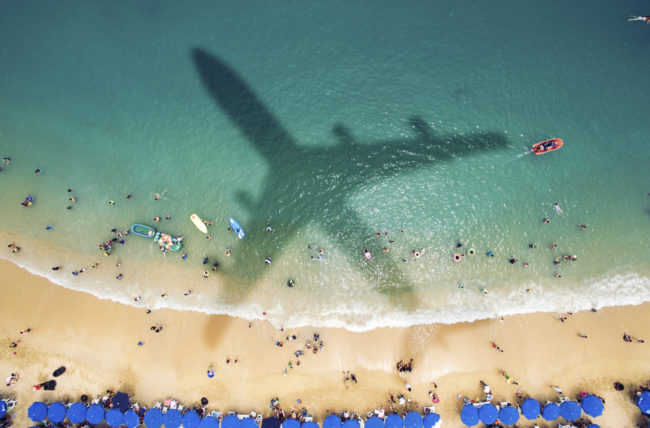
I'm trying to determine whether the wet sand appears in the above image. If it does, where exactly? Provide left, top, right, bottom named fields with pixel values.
left=1, top=258, right=649, bottom=427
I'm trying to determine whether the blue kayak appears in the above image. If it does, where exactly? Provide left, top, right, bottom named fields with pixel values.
left=229, top=218, right=245, bottom=239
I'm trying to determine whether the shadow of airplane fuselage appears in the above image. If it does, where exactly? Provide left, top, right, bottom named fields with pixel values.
left=192, top=48, right=508, bottom=296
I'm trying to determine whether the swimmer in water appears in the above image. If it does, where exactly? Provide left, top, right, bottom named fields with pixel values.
left=628, top=15, right=650, bottom=23
left=363, top=249, right=372, bottom=259
left=265, top=226, right=272, bottom=232
left=553, top=202, right=563, bottom=214
left=579, top=224, right=587, bottom=230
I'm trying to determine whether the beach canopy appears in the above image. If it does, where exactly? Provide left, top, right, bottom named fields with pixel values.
left=404, top=411, right=423, bottom=428
left=384, top=413, right=403, bottom=428
left=112, top=391, right=131, bottom=412
left=284, top=418, right=301, bottom=428
left=581, top=394, right=604, bottom=417
left=542, top=402, right=560, bottom=421
left=559, top=400, right=582, bottom=421
left=144, top=408, right=163, bottom=428
left=342, top=419, right=360, bottom=428
left=87, top=403, right=105, bottom=424
left=106, top=408, right=124, bottom=427
left=263, top=417, right=281, bottom=428
left=0, top=401, right=7, bottom=418
left=521, top=398, right=540, bottom=420
left=498, top=405, right=519, bottom=425
left=124, top=409, right=140, bottom=428
left=163, top=408, right=182, bottom=428
left=637, top=391, right=650, bottom=414
left=478, top=403, right=498, bottom=425
left=48, top=402, right=67, bottom=423
left=223, top=414, right=241, bottom=428
left=365, top=416, right=384, bottom=428
left=200, top=416, right=220, bottom=428
left=324, top=415, right=343, bottom=428
left=182, top=410, right=201, bottom=428
left=242, top=417, right=260, bottom=428
left=66, top=402, right=87, bottom=424
left=28, top=402, right=48, bottom=422
left=423, top=412, right=440, bottom=428
left=302, top=422, right=320, bottom=428
left=460, top=404, right=479, bottom=427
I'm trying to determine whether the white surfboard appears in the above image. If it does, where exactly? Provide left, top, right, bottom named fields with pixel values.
left=190, top=213, right=208, bottom=234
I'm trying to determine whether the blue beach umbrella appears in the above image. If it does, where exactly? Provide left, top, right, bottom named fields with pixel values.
left=112, top=391, right=131, bottom=412
left=478, top=404, right=498, bottom=425
left=106, top=408, right=124, bottom=427
left=460, top=404, right=478, bottom=427
left=637, top=391, right=650, bottom=414
left=559, top=400, right=581, bottom=421
left=242, top=417, right=260, bottom=428
left=48, top=402, right=67, bottom=423
left=497, top=406, right=519, bottom=426
left=423, top=413, right=440, bottom=428
left=144, top=408, right=163, bottom=428
left=200, top=416, right=220, bottom=428
left=365, top=417, right=384, bottom=428
left=587, top=425, right=601, bottom=428
left=284, top=418, right=301, bottom=428
left=263, top=418, right=281, bottom=428
left=66, top=402, right=87, bottom=424
left=0, top=401, right=7, bottom=418
left=182, top=410, right=201, bottom=428
left=87, top=403, right=105, bottom=424
left=521, top=398, right=540, bottom=420
left=343, top=419, right=360, bottom=428
left=223, top=414, right=241, bottom=428
left=384, top=413, right=403, bottom=428
left=324, top=415, right=343, bottom=428
left=581, top=394, right=604, bottom=417
left=28, top=402, right=48, bottom=422
left=163, top=408, right=182, bottom=428
left=124, top=409, right=140, bottom=428
left=404, top=411, right=423, bottom=428
left=542, top=402, right=559, bottom=421
left=302, top=422, right=319, bottom=428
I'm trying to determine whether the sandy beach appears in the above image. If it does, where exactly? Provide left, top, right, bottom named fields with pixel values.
left=1, top=257, right=649, bottom=427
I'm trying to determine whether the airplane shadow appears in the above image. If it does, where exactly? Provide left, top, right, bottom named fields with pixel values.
left=191, top=47, right=509, bottom=310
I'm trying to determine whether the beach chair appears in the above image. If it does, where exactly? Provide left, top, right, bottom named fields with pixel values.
left=91, top=398, right=100, bottom=405
left=256, top=414, right=264, bottom=422
left=374, top=408, right=385, bottom=419
left=423, top=406, right=435, bottom=415
left=237, top=413, right=248, bottom=420
left=558, top=396, right=569, bottom=403
left=343, top=411, right=351, bottom=419
left=304, top=416, right=313, bottom=422
left=228, top=411, right=237, bottom=417
left=170, top=400, right=178, bottom=410
left=178, top=404, right=184, bottom=412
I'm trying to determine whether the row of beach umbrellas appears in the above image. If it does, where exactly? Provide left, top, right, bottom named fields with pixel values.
left=28, top=401, right=215, bottom=428
left=460, top=395, right=604, bottom=426
left=28, top=402, right=441, bottom=428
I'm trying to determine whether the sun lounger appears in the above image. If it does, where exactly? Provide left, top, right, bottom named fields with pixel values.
left=374, top=409, right=385, bottom=419
left=423, top=406, right=435, bottom=415
left=558, top=396, right=569, bottom=403
left=228, top=411, right=237, bottom=417
left=257, top=414, right=264, bottom=422
left=304, top=416, right=313, bottom=422
left=154, top=401, right=162, bottom=409
left=237, top=413, right=248, bottom=420
left=500, top=401, right=511, bottom=407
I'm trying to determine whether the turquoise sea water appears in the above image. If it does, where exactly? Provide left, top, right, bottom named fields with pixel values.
left=1, top=1, right=649, bottom=330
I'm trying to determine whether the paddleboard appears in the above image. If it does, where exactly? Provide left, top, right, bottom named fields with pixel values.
left=190, top=214, right=208, bottom=234
left=229, top=217, right=245, bottom=239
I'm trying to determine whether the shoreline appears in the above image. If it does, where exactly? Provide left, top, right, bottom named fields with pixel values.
left=2, top=258, right=650, bottom=427
left=1, top=225, right=649, bottom=332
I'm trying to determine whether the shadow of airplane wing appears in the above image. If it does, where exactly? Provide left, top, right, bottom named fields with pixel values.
left=192, top=48, right=296, bottom=159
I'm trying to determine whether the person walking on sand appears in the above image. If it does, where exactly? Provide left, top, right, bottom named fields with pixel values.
left=551, top=385, right=563, bottom=394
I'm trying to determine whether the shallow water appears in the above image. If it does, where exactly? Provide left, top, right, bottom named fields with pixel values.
left=1, top=0, right=649, bottom=330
